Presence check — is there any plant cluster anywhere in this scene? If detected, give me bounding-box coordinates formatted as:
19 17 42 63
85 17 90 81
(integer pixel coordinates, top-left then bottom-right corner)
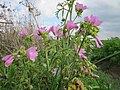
0 0 105 90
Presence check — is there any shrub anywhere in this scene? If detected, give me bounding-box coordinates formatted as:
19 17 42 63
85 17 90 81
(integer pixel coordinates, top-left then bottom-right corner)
0 0 109 90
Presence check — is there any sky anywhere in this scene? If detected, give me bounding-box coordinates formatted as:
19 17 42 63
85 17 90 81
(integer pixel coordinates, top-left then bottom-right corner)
0 0 120 39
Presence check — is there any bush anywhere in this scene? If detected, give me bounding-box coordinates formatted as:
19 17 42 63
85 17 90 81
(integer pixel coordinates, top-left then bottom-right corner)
0 0 113 90
90 38 120 65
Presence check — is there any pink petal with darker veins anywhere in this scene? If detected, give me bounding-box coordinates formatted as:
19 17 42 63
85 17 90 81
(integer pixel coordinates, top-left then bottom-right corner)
76 2 87 10
2 55 14 67
2 55 12 61
79 49 87 60
66 20 78 30
95 37 103 48
26 46 38 62
48 25 63 37
37 27 46 34
84 15 102 26
5 57 14 67
19 27 29 36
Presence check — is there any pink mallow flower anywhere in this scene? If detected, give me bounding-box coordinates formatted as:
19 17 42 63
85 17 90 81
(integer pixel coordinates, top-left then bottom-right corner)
32 33 42 40
31 31 42 40
78 49 87 60
75 2 87 11
49 25 63 38
2 55 14 67
26 46 38 62
37 27 46 34
95 37 103 48
91 73 100 78
66 20 78 30
19 27 29 36
84 15 102 26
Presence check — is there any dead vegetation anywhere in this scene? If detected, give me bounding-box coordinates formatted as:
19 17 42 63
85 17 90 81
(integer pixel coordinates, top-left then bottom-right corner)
0 29 23 56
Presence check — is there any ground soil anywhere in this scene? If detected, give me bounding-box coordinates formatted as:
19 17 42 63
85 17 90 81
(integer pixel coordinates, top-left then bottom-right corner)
97 62 120 79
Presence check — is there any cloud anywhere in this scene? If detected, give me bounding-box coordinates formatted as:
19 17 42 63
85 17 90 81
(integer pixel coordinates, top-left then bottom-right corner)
77 0 120 39
98 30 120 40
0 0 120 39
35 0 63 18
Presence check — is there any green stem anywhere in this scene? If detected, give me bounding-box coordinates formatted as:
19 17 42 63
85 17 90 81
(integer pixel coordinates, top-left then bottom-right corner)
77 23 91 53
78 33 87 53
64 7 70 25
73 15 78 22
94 51 120 64
70 7 72 20
46 51 49 71
70 1 74 20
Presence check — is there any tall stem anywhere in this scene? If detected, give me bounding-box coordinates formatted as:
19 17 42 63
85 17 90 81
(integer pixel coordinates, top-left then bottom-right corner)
70 3 73 20
78 33 87 53
46 50 49 71
94 51 120 64
73 15 78 22
64 7 70 25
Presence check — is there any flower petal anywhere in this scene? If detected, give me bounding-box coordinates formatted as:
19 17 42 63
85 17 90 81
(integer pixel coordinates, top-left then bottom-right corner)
26 46 38 62
2 55 12 61
95 37 103 48
5 57 14 67
66 20 78 30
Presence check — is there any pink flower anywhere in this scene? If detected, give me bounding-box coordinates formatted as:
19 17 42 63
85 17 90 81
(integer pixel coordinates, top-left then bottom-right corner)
91 73 99 78
95 37 103 48
26 46 38 62
84 15 102 26
49 25 63 38
83 69 89 74
76 2 87 11
19 27 29 36
2 55 14 67
31 32 42 40
66 20 78 30
53 68 57 76
78 49 87 60
37 27 46 34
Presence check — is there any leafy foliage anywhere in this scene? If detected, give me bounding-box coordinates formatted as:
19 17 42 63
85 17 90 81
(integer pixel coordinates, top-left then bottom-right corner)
0 0 117 90
90 38 120 65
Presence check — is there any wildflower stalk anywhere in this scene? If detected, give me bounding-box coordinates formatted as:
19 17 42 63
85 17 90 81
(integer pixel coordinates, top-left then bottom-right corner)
23 59 31 89
67 1 75 47
78 24 91 53
46 50 49 71
70 3 73 20
64 7 70 25
73 15 78 22
94 51 120 64
78 32 87 53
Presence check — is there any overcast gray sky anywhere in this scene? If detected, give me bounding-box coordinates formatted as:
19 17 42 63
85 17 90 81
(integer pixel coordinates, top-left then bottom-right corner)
0 0 120 39
82 0 120 39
